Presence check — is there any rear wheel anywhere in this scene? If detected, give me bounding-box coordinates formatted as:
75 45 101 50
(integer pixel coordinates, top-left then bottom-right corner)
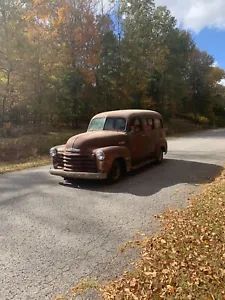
155 148 164 164
108 160 122 183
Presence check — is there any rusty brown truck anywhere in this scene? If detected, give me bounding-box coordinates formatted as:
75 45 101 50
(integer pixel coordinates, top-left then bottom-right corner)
49 110 168 182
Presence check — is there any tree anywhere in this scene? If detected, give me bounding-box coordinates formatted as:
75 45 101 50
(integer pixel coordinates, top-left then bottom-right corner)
0 0 27 124
0 0 224 130
120 2 178 110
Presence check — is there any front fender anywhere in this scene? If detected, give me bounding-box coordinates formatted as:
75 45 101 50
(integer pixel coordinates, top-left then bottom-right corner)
93 146 131 173
56 144 66 152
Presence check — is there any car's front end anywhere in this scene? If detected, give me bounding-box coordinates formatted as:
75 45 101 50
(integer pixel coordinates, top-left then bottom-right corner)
49 145 109 180
49 126 129 180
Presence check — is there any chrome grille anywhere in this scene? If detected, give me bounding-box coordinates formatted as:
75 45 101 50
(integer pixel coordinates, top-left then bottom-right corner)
55 152 97 173
53 153 64 169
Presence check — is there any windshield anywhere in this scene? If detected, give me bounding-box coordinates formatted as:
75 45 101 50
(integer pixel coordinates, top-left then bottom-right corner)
88 117 126 132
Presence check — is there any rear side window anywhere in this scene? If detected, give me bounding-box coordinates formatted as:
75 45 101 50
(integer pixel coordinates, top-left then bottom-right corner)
154 119 163 129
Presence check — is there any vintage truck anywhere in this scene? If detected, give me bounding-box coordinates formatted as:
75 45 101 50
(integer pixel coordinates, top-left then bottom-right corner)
50 110 168 182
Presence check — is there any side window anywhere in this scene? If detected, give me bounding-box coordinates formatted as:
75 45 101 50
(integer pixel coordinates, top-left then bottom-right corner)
143 118 154 131
142 118 148 130
154 119 163 129
129 117 143 133
147 118 154 129
104 118 126 131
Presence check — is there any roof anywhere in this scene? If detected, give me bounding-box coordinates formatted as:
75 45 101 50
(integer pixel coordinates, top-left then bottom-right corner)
93 109 162 119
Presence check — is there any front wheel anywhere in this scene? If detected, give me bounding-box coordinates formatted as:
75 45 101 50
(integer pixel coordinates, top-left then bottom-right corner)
155 148 164 164
64 177 75 184
108 160 122 183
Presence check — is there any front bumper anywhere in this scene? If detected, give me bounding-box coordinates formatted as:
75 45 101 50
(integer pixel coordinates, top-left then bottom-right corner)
50 169 107 180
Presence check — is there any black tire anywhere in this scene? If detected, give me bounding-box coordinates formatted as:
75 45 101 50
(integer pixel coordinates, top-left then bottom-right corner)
155 148 164 164
64 177 75 184
108 160 122 183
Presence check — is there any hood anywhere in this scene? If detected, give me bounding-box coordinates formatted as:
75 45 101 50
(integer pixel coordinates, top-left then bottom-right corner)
66 131 127 152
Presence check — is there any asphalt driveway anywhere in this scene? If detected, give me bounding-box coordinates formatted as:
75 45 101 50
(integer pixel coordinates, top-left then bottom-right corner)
0 129 225 300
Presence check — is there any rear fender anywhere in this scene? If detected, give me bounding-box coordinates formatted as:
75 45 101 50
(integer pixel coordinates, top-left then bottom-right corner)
156 140 168 154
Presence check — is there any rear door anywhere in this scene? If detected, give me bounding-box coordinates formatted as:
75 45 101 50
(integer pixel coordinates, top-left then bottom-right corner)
127 117 148 164
142 116 156 157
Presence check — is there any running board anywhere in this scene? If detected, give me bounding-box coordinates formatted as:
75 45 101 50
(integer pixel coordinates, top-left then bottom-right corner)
131 158 155 171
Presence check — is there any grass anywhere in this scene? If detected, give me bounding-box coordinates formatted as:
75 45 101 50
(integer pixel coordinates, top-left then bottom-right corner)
0 129 81 174
57 168 225 300
0 156 51 174
165 118 209 136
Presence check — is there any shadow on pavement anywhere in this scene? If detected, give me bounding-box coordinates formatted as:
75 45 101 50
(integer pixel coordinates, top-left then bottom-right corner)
60 159 223 197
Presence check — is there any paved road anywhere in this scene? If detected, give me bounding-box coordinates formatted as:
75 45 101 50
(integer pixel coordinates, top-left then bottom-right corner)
0 129 225 300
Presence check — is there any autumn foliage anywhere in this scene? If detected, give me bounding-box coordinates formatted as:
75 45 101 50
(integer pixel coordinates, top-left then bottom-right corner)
54 169 225 300
0 0 225 129
100 170 225 299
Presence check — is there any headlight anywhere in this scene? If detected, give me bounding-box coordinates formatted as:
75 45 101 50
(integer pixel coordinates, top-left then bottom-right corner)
96 150 105 161
50 147 57 157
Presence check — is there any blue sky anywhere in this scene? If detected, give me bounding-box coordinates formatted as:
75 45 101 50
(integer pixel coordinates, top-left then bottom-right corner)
154 0 225 71
104 0 225 71
193 29 225 69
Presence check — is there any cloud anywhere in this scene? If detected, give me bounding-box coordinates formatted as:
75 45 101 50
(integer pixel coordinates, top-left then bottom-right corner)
155 0 225 32
219 79 225 86
97 0 113 14
213 61 219 67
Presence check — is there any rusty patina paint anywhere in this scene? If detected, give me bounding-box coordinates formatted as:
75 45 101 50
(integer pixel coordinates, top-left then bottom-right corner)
50 110 168 180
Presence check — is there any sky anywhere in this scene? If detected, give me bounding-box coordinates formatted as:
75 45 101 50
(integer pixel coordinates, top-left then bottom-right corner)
102 0 225 75
155 0 225 70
